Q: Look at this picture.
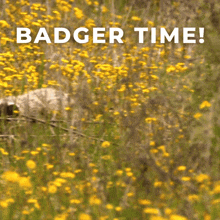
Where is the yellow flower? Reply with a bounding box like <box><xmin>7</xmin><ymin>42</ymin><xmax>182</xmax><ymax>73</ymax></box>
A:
<box><xmin>154</xmin><ymin>181</ymin><xmax>163</xmax><ymax>187</ymax></box>
<box><xmin>2</xmin><ymin>171</ymin><xmax>20</xmax><ymax>183</ymax></box>
<box><xmin>213</xmin><ymin>185</ymin><xmax>220</xmax><ymax>194</ymax></box>
<box><xmin>42</xmin><ymin>143</ymin><xmax>51</xmax><ymax>147</ymax></box>
<box><xmin>101</xmin><ymin>155</ymin><xmax>111</xmax><ymax>160</ymax></box>
<box><xmin>13</xmin><ymin>110</ymin><xmax>19</xmax><ymax>114</ymax></box>
<box><xmin>113</xmin><ymin>111</ymin><xmax>120</xmax><ymax>116</ymax></box>
<box><xmin>74</xmin><ymin>7</ymin><xmax>84</xmax><ymax>19</ymax></box>
<box><xmin>46</xmin><ymin>164</ymin><xmax>54</xmax><ymax>170</ymax></box>
<box><xmin>85</xmin><ymin>0</ymin><xmax>92</xmax><ymax>5</ymax></box>
<box><xmin>143</xmin><ymin>208</ymin><xmax>159</xmax><ymax>215</ymax></box>
<box><xmin>150</xmin><ymin>149</ymin><xmax>158</xmax><ymax>154</ymax></box>
<box><xmin>94</xmin><ymin>114</ymin><xmax>102</xmax><ymax>122</ymax></box>
<box><xmin>89</xmin><ymin>195</ymin><xmax>101</xmax><ymax>205</ymax></box>
<box><xmin>22</xmin><ymin>210</ymin><xmax>30</xmax><ymax>215</ymax></box>
<box><xmin>27</xmin><ymin>199</ymin><xmax>38</xmax><ymax>204</ymax></box>
<box><xmin>151</xmin><ymin>74</ymin><xmax>159</xmax><ymax>80</ymax></box>
<box><xmin>61</xmin><ymin>58</ymin><xmax>69</xmax><ymax>63</ymax></box>
<box><xmin>101</xmin><ymin>141</ymin><xmax>110</xmax><ymax>148</ymax></box>
<box><xmin>188</xmin><ymin>194</ymin><xmax>199</xmax><ymax>202</ymax></box>
<box><xmin>212</xmin><ymin>198</ymin><xmax>220</xmax><ymax>205</ymax></box>
<box><xmin>92</xmin><ymin>169</ymin><xmax>98</xmax><ymax>174</ymax></box>
<box><xmin>184</xmin><ymin>55</ymin><xmax>191</xmax><ymax>59</ymax></box>
<box><xmin>6</xmin><ymin>198</ymin><xmax>14</xmax><ymax>204</ymax></box>
<box><xmin>60</xmin><ymin>172</ymin><xmax>75</xmax><ymax>178</ymax></box>
<box><xmin>41</xmin><ymin>187</ymin><xmax>47</xmax><ymax>192</ymax></box>
<box><xmin>106</xmin><ymin>204</ymin><xmax>114</xmax><ymax>209</ymax></box>
<box><xmin>177</xmin><ymin>166</ymin><xmax>186</xmax><ymax>171</ymax></box>
<box><xmin>19</xmin><ymin>177</ymin><xmax>32</xmax><ymax>189</ymax></box>
<box><xmin>195</xmin><ymin>174</ymin><xmax>209</xmax><ymax>183</ymax></box>
<box><xmin>0</xmin><ymin>148</ymin><xmax>8</xmax><ymax>155</ymax></box>
<box><xmin>115</xmin><ymin>170</ymin><xmax>123</xmax><ymax>176</ymax></box>
<box><xmin>148</xmin><ymin>21</ymin><xmax>154</xmax><ymax>26</ymax></box>
<box><xmin>27</xmin><ymin>198</ymin><xmax>40</xmax><ymax>209</ymax></box>
<box><xmin>131</xmin><ymin>16</ymin><xmax>141</xmax><ymax>21</ymax></box>
<box><xmin>164</xmin><ymin>208</ymin><xmax>172</xmax><ymax>215</ymax></box>
<box><xmin>0</xmin><ymin>201</ymin><xmax>8</xmax><ymax>208</ymax></box>
<box><xmin>138</xmin><ymin>199</ymin><xmax>152</xmax><ymax>205</ymax></box>
<box><xmin>166</xmin><ymin>65</ymin><xmax>176</xmax><ymax>73</ymax></box>
<box><xmin>70</xmin><ymin>199</ymin><xmax>81</xmax><ymax>204</ymax></box>
<box><xmin>93</xmin><ymin>1</ymin><xmax>99</xmax><ymax>6</ymax></box>
<box><xmin>127</xmin><ymin>192</ymin><xmax>134</xmax><ymax>197</ymax></box>
<box><xmin>115</xmin><ymin>206</ymin><xmax>122</xmax><ymax>211</ymax></box>
<box><xmin>0</xmin><ymin>20</ymin><xmax>10</xmax><ymax>28</ymax></box>
<box><xmin>181</xmin><ymin>176</ymin><xmax>191</xmax><ymax>182</ymax></box>
<box><xmin>199</xmin><ymin>101</ymin><xmax>211</xmax><ymax>109</ymax></box>
<box><xmin>158</xmin><ymin>145</ymin><xmax>166</xmax><ymax>152</ymax></box>
<box><xmin>54</xmin><ymin>213</ymin><xmax>68</xmax><ymax>220</ymax></box>
<box><xmin>48</xmin><ymin>184</ymin><xmax>57</xmax><ymax>194</ymax></box>
<box><xmin>126</xmin><ymin>172</ymin><xmax>133</xmax><ymax>177</ymax></box>
<box><xmin>54</xmin><ymin>178</ymin><xmax>67</xmax><ymax>187</ymax></box>
<box><xmin>145</xmin><ymin>117</ymin><xmax>157</xmax><ymax>123</ymax></box>
<box><xmin>150</xmin><ymin>141</ymin><xmax>155</xmax><ymax>146</ymax></box>
<box><xmin>65</xmin><ymin>107</ymin><xmax>71</xmax><ymax>111</ymax></box>
<box><xmin>143</xmin><ymin>88</ymin><xmax>150</xmax><ymax>93</ymax></box>
<box><xmin>163</xmin><ymin>152</ymin><xmax>169</xmax><ymax>157</ymax></box>
<box><xmin>32</xmin><ymin>21</ymin><xmax>41</xmax><ymax>26</ymax></box>
<box><xmin>170</xmin><ymin>215</ymin><xmax>188</xmax><ymax>220</ymax></box>
<box><xmin>30</xmin><ymin>151</ymin><xmax>39</xmax><ymax>155</ymax></box>
<box><xmin>78</xmin><ymin>213</ymin><xmax>92</xmax><ymax>220</ymax></box>
<box><xmin>1</xmin><ymin>37</ymin><xmax>13</xmax><ymax>45</ymax></box>
<box><xmin>99</xmin><ymin>216</ymin><xmax>108</xmax><ymax>220</ymax></box>
<box><xmin>26</xmin><ymin>160</ymin><xmax>36</xmax><ymax>169</ymax></box>
<box><xmin>150</xmin><ymin>216</ymin><xmax>167</xmax><ymax>220</ymax></box>
<box><xmin>101</xmin><ymin>6</ymin><xmax>108</xmax><ymax>13</ymax></box>
<box><xmin>85</xmin><ymin>18</ymin><xmax>96</xmax><ymax>28</ymax></box>
<box><xmin>204</xmin><ymin>214</ymin><xmax>211</xmax><ymax>220</ymax></box>
<box><xmin>193</xmin><ymin>113</ymin><xmax>202</xmax><ymax>119</ymax></box>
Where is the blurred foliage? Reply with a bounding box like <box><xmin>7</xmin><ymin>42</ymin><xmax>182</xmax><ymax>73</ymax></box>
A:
<box><xmin>0</xmin><ymin>0</ymin><xmax>219</xmax><ymax>219</ymax></box>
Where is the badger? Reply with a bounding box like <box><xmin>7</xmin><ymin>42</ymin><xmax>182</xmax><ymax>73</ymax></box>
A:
<box><xmin>0</xmin><ymin>88</ymin><xmax>75</xmax><ymax>120</ymax></box>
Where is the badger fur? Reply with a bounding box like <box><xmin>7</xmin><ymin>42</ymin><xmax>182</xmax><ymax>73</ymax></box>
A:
<box><xmin>0</xmin><ymin>88</ymin><xmax>75</xmax><ymax>119</ymax></box>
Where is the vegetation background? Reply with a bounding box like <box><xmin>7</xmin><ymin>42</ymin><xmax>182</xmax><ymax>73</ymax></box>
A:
<box><xmin>0</xmin><ymin>0</ymin><xmax>220</xmax><ymax>219</ymax></box>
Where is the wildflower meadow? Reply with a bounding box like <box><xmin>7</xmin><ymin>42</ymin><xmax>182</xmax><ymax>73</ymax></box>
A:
<box><xmin>0</xmin><ymin>0</ymin><xmax>220</xmax><ymax>219</ymax></box>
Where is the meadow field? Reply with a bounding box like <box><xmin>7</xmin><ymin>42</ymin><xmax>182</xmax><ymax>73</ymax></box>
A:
<box><xmin>0</xmin><ymin>0</ymin><xmax>220</xmax><ymax>219</ymax></box>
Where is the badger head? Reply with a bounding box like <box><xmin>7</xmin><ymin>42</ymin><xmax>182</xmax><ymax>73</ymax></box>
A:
<box><xmin>0</xmin><ymin>101</ymin><xmax>19</xmax><ymax>116</ymax></box>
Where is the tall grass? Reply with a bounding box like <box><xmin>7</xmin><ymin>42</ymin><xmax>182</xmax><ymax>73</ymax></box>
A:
<box><xmin>0</xmin><ymin>0</ymin><xmax>220</xmax><ymax>219</ymax></box>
